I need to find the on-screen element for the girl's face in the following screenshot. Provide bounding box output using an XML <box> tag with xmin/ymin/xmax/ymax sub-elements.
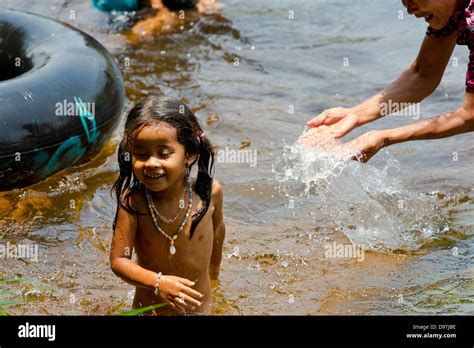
<box><xmin>401</xmin><ymin>0</ymin><xmax>460</xmax><ymax>29</ymax></box>
<box><xmin>131</xmin><ymin>122</ymin><xmax>194</xmax><ymax>192</ymax></box>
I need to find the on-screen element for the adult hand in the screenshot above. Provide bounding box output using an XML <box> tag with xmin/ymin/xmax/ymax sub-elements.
<box><xmin>159</xmin><ymin>275</ymin><xmax>203</xmax><ymax>313</ymax></box>
<box><xmin>344</xmin><ymin>130</ymin><xmax>388</xmax><ymax>163</ymax></box>
<box><xmin>298</xmin><ymin>125</ymin><xmax>342</xmax><ymax>148</ymax></box>
<box><xmin>306</xmin><ymin>107</ymin><xmax>361</xmax><ymax>138</ymax></box>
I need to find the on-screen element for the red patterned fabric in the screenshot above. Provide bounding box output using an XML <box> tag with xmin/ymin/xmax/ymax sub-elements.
<box><xmin>426</xmin><ymin>0</ymin><xmax>474</xmax><ymax>89</ymax></box>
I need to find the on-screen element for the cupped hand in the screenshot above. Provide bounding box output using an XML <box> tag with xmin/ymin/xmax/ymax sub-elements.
<box><xmin>159</xmin><ymin>275</ymin><xmax>204</xmax><ymax>313</ymax></box>
<box><xmin>344</xmin><ymin>130</ymin><xmax>387</xmax><ymax>163</ymax></box>
<box><xmin>306</xmin><ymin>107</ymin><xmax>360</xmax><ymax>139</ymax></box>
<box><xmin>298</xmin><ymin>125</ymin><xmax>341</xmax><ymax>148</ymax></box>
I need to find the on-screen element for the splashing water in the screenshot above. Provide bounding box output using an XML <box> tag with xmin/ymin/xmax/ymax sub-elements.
<box><xmin>101</xmin><ymin>11</ymin><xmax>138</xmax><ymax>32</ymax></box>
<box><xmin>273</xmin><ymin>139</ymin><xmax>450</xmax><ymax>251</ymax></box>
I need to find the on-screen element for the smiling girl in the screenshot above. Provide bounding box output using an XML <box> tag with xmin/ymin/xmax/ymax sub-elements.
<box><xmin>110</xmin><ymin>96</ymin><xmax>225</xmax><ymax>315</ymax></box>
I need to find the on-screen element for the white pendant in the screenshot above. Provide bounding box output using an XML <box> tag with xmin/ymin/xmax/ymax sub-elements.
<box><xmin>170</xmin><ymin>245</ymin><xmax>176</xmax><ymax>255</ymax></box>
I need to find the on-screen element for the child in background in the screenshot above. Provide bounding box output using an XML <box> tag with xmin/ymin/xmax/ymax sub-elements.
<box><xmin>92</xmin><ymin>0</ymin><xmax>198</xmax><ymax>13</ymax></box>
<box><xmin>131</xmin><ymin>0</ymin><xmax>222</xmax><ymax>36</ymax></box>
<box><xmin>92</xmin><ymin>0</ymin><xmax>222</xmax><ymax>36</ymax></box>
<box><xmin>110</xmin><ymin>96</ymin><xmax>225</xmax><ymax>315</ymax></box>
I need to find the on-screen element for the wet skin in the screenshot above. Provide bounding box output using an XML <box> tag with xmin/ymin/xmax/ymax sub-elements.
<box><xmin>111</xmin><ymin>123</ymin><xmax>225</xmax><ymax>315</ymax></box>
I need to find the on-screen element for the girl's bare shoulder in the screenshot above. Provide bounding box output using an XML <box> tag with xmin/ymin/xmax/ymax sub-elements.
<box><xmin>121</xmin><ymin>186</ymin><xmax>148</xmax><ymax>215</ymax></box>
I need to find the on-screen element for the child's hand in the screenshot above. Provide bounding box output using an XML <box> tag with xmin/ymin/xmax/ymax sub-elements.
<box><xmin>150</xmin><ymin>0</ymin><xmax>164</xmax><ymax>9</ymax></box>
<box><xmin>159</xmin><ymin>275</ymin><xmax>204</xmax><ymax>313</ymax></box>
<box><xmin>196</xmin><ymin>0</ymin><xmax>224</xmax><ymax>14</ymax></box>
<box><xmin>131</xmin><ymin>8</ymin><xmax>176</xmax><ymax>37</ymax></box>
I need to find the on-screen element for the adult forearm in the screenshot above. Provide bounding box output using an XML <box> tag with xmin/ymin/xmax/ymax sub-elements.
<box><xmin>351</xmin><ymin>67</ymin><xmax>439</xmax><ymax>126</ymax></box>
<box><xmin>383</xmin><ymin>107</ymin><xmax>474</xmax><ymax>145</ymax></box>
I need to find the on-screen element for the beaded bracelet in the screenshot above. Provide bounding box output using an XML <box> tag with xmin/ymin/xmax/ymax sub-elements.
<box><xmin>154</xmin><ymin>272</ymin><xmax>162</xmax><ymax>296</ymax></box>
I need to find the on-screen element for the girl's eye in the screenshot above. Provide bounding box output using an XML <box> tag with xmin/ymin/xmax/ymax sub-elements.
<box><xmin>133</xmin><ymin>152</ymin><xmax>147</xmax><ymax>158</ymax></box>
<box><xmin>159</xmin><ymin>150</ymin><xmax>171</xmax><ymax>158</ymax></box>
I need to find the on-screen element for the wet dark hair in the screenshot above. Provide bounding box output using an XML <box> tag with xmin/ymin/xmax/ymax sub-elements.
<box><xmin>112</xmin><ymin>96</ymin><xmax>215</xmax><ymax>238</ymax></box>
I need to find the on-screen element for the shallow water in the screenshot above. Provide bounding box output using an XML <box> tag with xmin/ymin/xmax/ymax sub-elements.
<box><xmin>0</xmin><ymin>0</ymin><xmax>473</xmax><ymax>315</ymax></box>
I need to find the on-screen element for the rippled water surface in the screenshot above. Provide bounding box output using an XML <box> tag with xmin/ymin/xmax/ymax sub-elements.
<box><xmin>0</xmin><ymin>0</ymin><xmax>473</xmax><ymax>315</ymax></box>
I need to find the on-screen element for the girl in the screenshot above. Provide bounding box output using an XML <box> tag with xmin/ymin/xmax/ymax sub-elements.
<box><xmin>110</xmin><ymin>96</ymin><xmax>225</xmax><ymax>315</ymax></box>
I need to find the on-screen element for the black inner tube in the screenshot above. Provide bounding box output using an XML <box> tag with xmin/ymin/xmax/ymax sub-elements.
<box><xmin>0</xmin><ymin>25</ymin><xmax>33</xmax><ymax>81</ymax></box>
<box><xmin>0</xmin><ymin>9</ymin><xmax>125</xmax><ymax>190</ymax></box>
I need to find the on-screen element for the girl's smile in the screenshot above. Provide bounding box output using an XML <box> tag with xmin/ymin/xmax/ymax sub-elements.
<box><xmin>144</xmin><ymin>170</ymin><xmax>166</xmax><ymax>184</ymax></box>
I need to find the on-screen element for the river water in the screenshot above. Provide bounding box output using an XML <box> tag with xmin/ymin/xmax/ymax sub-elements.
<box><xmin>0</xmin><ymin>0</ymin><xmax>473</xmax><ymax>315</ymax></box>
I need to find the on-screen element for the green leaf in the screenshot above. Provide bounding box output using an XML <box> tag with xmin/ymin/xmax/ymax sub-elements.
<box><xmin>117</xmin><ymin>303</ymin><xmax>168</xmax><ymax>316</ymax></box>
<box><xmin>0</xmin><ymin>294</ymin><xmax>39</xmax><ymax>307</ymax></box>
<box><xmin>0</xmin><ymin>278</ymin><xmax>56</xmax><ymax>291</ymax></box>
<box><xmin>0</xmin><ymin>298</ymin><xmax>27</xmax><ymax>306</ymax></box>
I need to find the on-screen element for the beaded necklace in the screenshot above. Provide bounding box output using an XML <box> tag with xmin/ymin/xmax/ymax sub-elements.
<box><xmin>146</xmin><ymin>183</ymin><xmax>193</xmax><ymax>255</ymax></box>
